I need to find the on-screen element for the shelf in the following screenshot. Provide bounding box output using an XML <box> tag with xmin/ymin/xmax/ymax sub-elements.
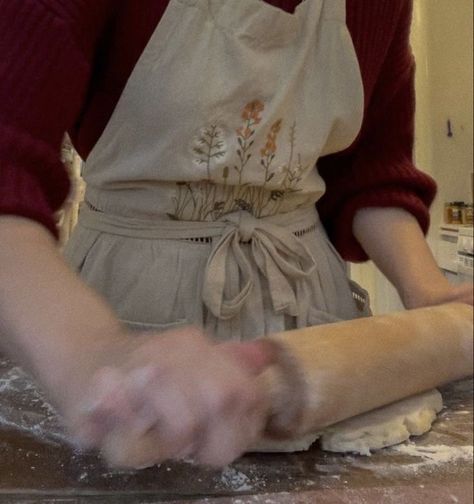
<box><xmin>439</xmin><ymin>223</ymin><xmax>473</xmax><ymax>232</ymax></box>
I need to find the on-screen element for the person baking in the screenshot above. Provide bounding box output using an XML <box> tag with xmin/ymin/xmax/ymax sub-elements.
<box><xmin>0</xmin><ymin>0</ymin><xmax>472</xmax><ymax>469</ymax></box>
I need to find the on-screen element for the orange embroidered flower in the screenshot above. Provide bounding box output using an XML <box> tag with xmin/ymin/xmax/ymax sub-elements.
<box><xmin>260</xmin><ymin>119</ymin><xmax>282</xmax><ymax>157</ymax></box>
<box><xmin>241</xmin><ymin>100</ymin><xmax>264</xmax><ymax>124</ymax></box>
<box><xmin>271</xmin><ymin>119</ymin><xmax>282</xmax><ymax>134</ymax></box>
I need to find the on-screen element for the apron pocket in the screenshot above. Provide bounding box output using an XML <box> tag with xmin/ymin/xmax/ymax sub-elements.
<box><xmin>121</xmin><ymin>319</ymin><xmax>189</xmax><ymax>333</ymax></box>
<box><xmin>349</xmin><ymin>279</ymin><xmax>372</xmax><ymax>317</ymax></box>
<box><xmin>62</xmin><ymin>225</ymin><xmax>102</xmax><ymax>272</ymax></box>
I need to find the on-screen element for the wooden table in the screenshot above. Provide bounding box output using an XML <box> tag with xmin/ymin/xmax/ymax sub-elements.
<box><xmin>0</xmin><ymin>356</ymin><xmax>472</xmax><ymax>503</ymax></box>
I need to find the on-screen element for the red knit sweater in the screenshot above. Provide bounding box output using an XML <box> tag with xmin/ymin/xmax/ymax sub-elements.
<box><xmin>0</xmin><ymin>0</ymin><xmax>436</xmax><ymax>261</ymax></box>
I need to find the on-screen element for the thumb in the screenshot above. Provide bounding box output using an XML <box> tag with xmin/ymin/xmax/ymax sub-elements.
<box><xmin>219</xmin><ymin>339</ymin><xmax>278</xmax><ymax>376</ymax></box>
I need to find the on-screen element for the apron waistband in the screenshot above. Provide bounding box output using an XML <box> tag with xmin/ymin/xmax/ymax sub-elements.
<box><xmin>80</xmin><ymin>202</ymin><xmax>321</xmax><ymax>239</ymax></box>
<box><xmin>79</xmin><ymin>203</ymin><xmax>319</xmax><ymax>320</ymax></box>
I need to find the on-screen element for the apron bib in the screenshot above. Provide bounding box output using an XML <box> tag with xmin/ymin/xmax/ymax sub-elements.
<box><xmin>65</xmin><ymin>0</ymin><xmax>368</xmax><ymax>340</ymax></box>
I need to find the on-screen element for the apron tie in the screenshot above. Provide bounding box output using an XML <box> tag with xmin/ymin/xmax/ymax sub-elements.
<box><xmin>202</xmin><ymin>211</ymin><xmax>317</xmax><ymax>320</ymax></box>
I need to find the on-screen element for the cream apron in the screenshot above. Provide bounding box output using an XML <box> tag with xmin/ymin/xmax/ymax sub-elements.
<box><xmin>64</xmin><ymin>0</ymin><xmax>369</xmax><ymax>340</ymax></box>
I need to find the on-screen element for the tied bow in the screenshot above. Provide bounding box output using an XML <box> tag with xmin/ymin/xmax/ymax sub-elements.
<box><xmin>202</xmin><ymin>211</ymin><xmax>316</xmax><ymax>320</ymax></box>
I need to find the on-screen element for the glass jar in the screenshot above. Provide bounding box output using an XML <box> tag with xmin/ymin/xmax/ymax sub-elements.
<box><xmin>451</xmin><ymin>202</ymin><xmax>464</xmax><ymax>225</ymax></box>
<box><xmin>444</xmin><ymin>202</ymin><xmax>453</xmax><ymax>224</ymax></box>
<box><xmin>462</xmin><ymin>203</ymin><xmax>473</xmax><ymax>225</ymax></box>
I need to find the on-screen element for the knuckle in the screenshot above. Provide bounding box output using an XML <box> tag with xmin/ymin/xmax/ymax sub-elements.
<box><xmin>175</xmin><ymin>414</ymin><xmax>201</xmax><ymax>440</ymax></box>
<box><xmin>209</xmin><ymin>383</ymin><xmax>251</xmax><ymax>415</ymax></box>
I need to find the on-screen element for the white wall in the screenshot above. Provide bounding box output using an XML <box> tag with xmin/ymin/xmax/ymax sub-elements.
<box><xmin>412</xmin><ymin>0</ymin><xmax>473</xmax><ymax>240</ymax></box>
<box><xmin>351</xmin><ymin>0</ymin><xmax>473</xmax><ymax>314</ymax></box>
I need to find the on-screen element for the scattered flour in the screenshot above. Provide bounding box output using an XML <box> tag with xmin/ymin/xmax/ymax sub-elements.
<box><xmin>220</xmin><ymin>467</ymin><xmax>254</xmax><ymax>492</ymax></box>
<box><xmin>390</xmin><ymin>443</ymin><xmax>473</xmax><ymax>464</ymax></box>
<box><xmin>0</xmin><ymin>360</ymin><xmax>66</xmax><ymax>443</ymax></box>
<box><xmin>345</xmin><ymin>442</ymin><xmax>474</xmax><ymax>479</ymax></box>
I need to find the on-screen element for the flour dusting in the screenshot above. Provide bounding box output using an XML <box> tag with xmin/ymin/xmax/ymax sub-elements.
<box><xmin>0</xmin><ymin>358</ymin><xmax>66</xmax><ymax>443</ymax></box>
<box><xmin>220</xmin><ymin>467</ymin><xmax>254</xmax><ymax>491</ymax></box>
<box><xmin>345</xmin><ymin>441</ymin><xmax>474</xmax><ymax>479</ymax></box>
<box><xmin>390</xmin><ymin>443</ymin><xmax>473</xmax><ymax>464</ymax></box>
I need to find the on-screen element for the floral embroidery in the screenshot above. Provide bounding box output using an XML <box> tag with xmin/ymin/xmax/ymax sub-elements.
<box><xmin>234</xmin><ymin>99</ymin><xmax>264</xmax><ymax>185</ymax></box>
<box><xmin>192</xmin><ymin>125</ymin><xmax>227</xmax><ymax>179</ymax></box>
<box><xmin>168</xmin><ymin>100</ymin><xmax>312</xmax><ymax>221</ymax></box>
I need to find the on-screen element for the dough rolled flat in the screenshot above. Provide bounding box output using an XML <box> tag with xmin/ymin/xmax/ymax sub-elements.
<box><xmin>319</xmin><ymin>389</ymin><xmax>443</xmax><ymax>455</ymax></box>
<box><xmin>250</xmin><ymin>432</ymin><xmax>320</xmax><ymax>453</ymax></box>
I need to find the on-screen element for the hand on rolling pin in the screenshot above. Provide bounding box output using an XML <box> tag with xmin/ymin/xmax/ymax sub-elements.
<box><xmin>403</xmin><ymin>281</ymin><xmax>473</xmax><ymax>310</ymax></box>
<box><xmin>68</xmin><ymin>329</ymin><xmax>275</xmax><ymax>469</ymax></box>
<box><xmin>353</xmin><ymin>208</ymin><xmax>474</xmax><ymax>310</ymax></box>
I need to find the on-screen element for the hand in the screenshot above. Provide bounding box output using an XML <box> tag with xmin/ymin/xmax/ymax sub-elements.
<box><xmin>67</xmin><ymin>327</ymin><xmax>275</xmax><ymax>469</ymax></box>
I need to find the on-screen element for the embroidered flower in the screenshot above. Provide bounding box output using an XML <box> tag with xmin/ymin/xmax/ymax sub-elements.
<box><xmin>260</xmin><ymin>119</ymin><xmax>282</xmax><ymax>158</ymax></box>
<box><xmin>234</xmin><ymin>100</ymin><xmax>265</xmax><ymax>185</ymax></box>
<box><xmin>192</xmin><ymin>124</ymin><xmax>227</xmax><ymax>179</ymax></box>
<box><xmin>241</xmin><ymin>100</ymin><xmax>264</xmax><ymax>123</ymax></box>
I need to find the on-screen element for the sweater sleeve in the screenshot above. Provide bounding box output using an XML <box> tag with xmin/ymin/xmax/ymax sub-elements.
<box><xmin>316</xmin><ymin>0</ymin><xmax>437</xmax><ymax>263</ymax></box>
<box><xmin>0</xmin><ymin>0</ymin><xmax>113</xmax><ymax>237</ymax></box>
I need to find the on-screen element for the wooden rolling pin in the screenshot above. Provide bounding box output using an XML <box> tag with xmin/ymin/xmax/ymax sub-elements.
<box><xmin>261</xmin><ymin>302</ymin><xmax>473</xmax><ymax>438</ymax></box>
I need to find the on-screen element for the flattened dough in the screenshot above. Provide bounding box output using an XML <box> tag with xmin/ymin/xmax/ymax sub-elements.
<box><xmin>252</xmin><ymin>389</ymin><xmax>443</xmax><ymax>454</ymax></box>
<box><xmin>250</xmin><ymin>432</ymin><xmax>320</xmax><ymax>453</ymax></box>
<box><xmin>320</xmin><ymin>389</ymin><xmax>443</xmax><ymax>455</ymax></box>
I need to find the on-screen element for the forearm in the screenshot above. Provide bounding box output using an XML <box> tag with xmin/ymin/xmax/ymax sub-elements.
<box><xmin>0</xmin><ymin>218</ymin><xmax>272</xmax><ymax>468</ymax></box>
<box><xmin>352</xmin><ymin>207</ymin><xmax>450</xmax><ymax>308</ymax></box>
<box><xmin>0</xmin><ymin>216</ymin><xmax>125</xmax><ymax>406</ymax></box>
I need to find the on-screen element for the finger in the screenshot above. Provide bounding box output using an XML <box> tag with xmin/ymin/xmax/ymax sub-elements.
<box><xmin>140</xmin><ymin>376</ymin><xmax>205</xmax><ymax>461</ymax></box>
<box><xmin>101</xmin><ymin>369</ymin><xmax>205</xmax><ymax>467</ymax></box>
<box><xmin>194</xmin><ymin>403</ymin><xmax>264</xmax><ymax>467</ymax></box>
<box><xmin>193</xmin><ymin>411</ymin><xmax>246</xmax><ymax>467</ymax></box>
<box><xmin>193</xmin><ymin>374</ymin><xmax>265</xmax><ymax>467</ymax></box>
<box><xmin>101</xmin><ymin>394</ymin><xmax>200</xmax><ymax>469</ymax></box>
<box><xmin>70</xmin><ymin>367</ymin><xmax>133</xmax><ymax>448</ymax></box>
<box><xmin>100</xmin><ymin>423</ymin><xmax>164</xmax><ymax>469</ymax></box>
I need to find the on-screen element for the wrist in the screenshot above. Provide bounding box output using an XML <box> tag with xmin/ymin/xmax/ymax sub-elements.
<box><xmin>399</xmin><ymin>274</ymin><xmax>452</xmax><ymax>310</ymax></box>
<box><xmin>42</xmin><ymin>326</ymin><xmax>132</xmax><ymax>412</ymax></box>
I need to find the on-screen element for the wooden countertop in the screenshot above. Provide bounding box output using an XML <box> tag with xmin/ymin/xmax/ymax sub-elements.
<box><xmin>0</xmin><ymin>356</ymin><xmax>472</xmax><ymax>503</ymax></box>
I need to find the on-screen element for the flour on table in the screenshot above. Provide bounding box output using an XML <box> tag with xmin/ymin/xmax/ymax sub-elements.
<box><xmin>320</xmin><ymin>389</ymin><xmax>443</xmax><ymax>456</ymax></box>
<box><xmin>0</xmin><ymin>358</ymin><xmax>66</xmax><ymax>443</ymax></box>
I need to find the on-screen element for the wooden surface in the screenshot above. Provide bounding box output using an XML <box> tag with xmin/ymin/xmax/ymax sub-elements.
<box><xmin>0</xmin><ymin>356</ymin><xmax>472</xmax><ymax>503</ymax></box>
